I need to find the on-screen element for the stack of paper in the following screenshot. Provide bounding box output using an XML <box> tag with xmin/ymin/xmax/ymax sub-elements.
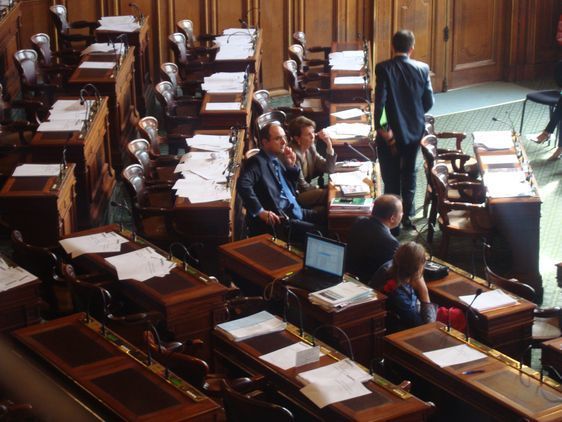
<box><xmin>330</xmin><ymin>197</ymin><xmax>373</xmax><ymax>213</ymax></box>
<box><xmin>97</xmin><ymin>15</ymin><xmax>140</xmax><ymax>32</ymax></box>
<box><xmin>81</xmin><ymin>42</ymin><xmax>126</xmax><ymax>56</ymax></box>
<box><xmin>483</xmin><ymin>170</ymin><xmax>533</xmax><ymax>198</ymax></box>
<box><xmin>260</xmin><ymin>342</ymin><xmax>321</xmax><ymax>370</ymax></box>
<box><xmin>59</xmin><ymin>232</ymin><xmax>128</xmax><ymax>258</ymax></box>
<box><xmin>105</xmin><ymin>247</ymin><xmax>175</xmax><ymax>282</ymax></box>
<box><xmin>0</xmin><ymin>258</ymin><xmax>36</xmax><ymax>291</ymax></box>
<box><xmin>324</xmin><ymin>123</ymin><xmax>371</xmax><ymax>139</ymax></box>
<box><xmin>423</xmin><ymin>344</ymin><xmax>487</xmax><ymax>367</ymax></box>
<box><xmin>185</xmin><ymin>134</ymin><xmax>233</xmax><ymax>152</ymax></box>
<box><xmin>330</xmin><ymin>108</ymin><xmax>365</xmax><ymax>120</ymax></box>
<box><xmin>473</xmin><ymin>131</ymin><xmax>513</xmax><ymax>150</ymax></box>
<box><xmin>309</xmin><ymin>280</ymin><xmax>375</xmax><ymax>309</ymax></box>
<box><xmin>202</xmin><ymin>72</ymin><xmax>246</xmax><ymax>93</ymax></box>
<box><xmin>329</xmin><ymin>50</ymin><xmax>364</xmax><ymax>71</ymax></box>
<box><xmin>12</xmin><ymin>164</ymin><xmax>61</xmax><ymax>177</ymax></box>
<box><xmin>79</xmin><ymin>61</ymin><xmax>116</xmax><ymax>69</ymax></box>
<box><xmin>49</xmin><ymin>99</ymin><xmax>91</xmax><ymax>121</ymax></box>
<box><xmin>330</xmin><ymin>170</ymin><xmax>368</xmax><ymax>186</ymax></box>
<box><xmin>334</xmin><ymin>76</ymin><xmax>366</xmax><ymax>85</ymax></box>
<box><xmin>205</xmin><ymin>102</ymin><xmax>242</xmax><ymax>111</ymax></box>
<box><xmin>214</xmin><ymin>30</ymin><xmax>255</xmax><ymax>60</ymax></box>
<box><xmin>215</xmin><ymin>311</ymin><xmax>286</xmax><ymax>342</ymax></box>
<box><xmin>459</xmin><ymin>289</ymin><xmax>518</xmax><ymax>312</ymax></box>
<box><xmin>297</xmin><ymin>359</ymin><xmax>371</xmax><ymax>408</ymax></box>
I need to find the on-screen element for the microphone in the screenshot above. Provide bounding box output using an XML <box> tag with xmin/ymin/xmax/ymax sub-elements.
<box><xmin>168</xmin><ymin>241</ymin><xmax>199</xmax><ymax>269</ymax></box>
<box><xmin>491</xmin><ymin>116</ymin><xmax>516</xmax><ymax>137</ymax></box>
<box><xmin>79</xmin><ymin>87</ymin><xmax>91</xmax><ymax>139</ymax></box>
<box><xmin>129</xmin><ymin>2</ymin><xmax>144</xmax><ymax>24</ymax></box>
<box><xmin>464</xmin><ymin>288</ymin><xmax>482</xmax><ymax>341</ymax></box>
<box><xmin>343</xmin><ymin>142</ymin><xmax>371</xmax><ymax>162</ymax></box>
<box><xmin>312</xmin><ymin>324</ymin><xmax>354</xmax><ymax>361</ymax></box>
<box><xmin>283</xmin><ymin>287</ymin><xmax>304</xmax><ymax>336</ymax></box>
<box><xmin>541</xmin><ymin>364</ymin><xmax>562</xmax><ymax>383</ymax></box>
<box><xmin>115</xmin><ymin>33</ymin><xmax>129</xmax><ymax>55</ymax></box>
<box><xmin>519</xmin><ymin>343</ymin><xmax>533</xmax><ymax>370</ymax></box>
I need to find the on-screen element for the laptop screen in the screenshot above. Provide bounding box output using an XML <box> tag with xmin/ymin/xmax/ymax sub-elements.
<box><xmin>304</xmin><ymin>234</ymin><xmax>346</xmax><ymax>277</ymax></box>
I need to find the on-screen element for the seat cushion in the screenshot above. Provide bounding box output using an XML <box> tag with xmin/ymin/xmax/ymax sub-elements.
<box><xmin>439</xmin><ymin>209</ymin><xmax>492</xmax><ymax>234</ymax></box>
<box><xmin>526</xmin><ymin>90</ymin><xmax>560</xmax><ymax>106</ymax></box>
<box><xmin>532</xmin><ymin>317</ymin><xmax>562</xmax><ymax>341</ymax></box>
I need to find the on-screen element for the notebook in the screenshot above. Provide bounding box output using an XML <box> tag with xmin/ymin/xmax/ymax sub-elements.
<box><xmin>284</xmin><ymin>233</ymin><xmax>346</xmax><ymax>292</ymax></box>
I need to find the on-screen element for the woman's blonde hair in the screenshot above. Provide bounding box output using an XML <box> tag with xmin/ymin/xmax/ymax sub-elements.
<box><xmin>391</xmin><ymin>241</ymin><xmax>426</xmax><ymax>284</ymax></box>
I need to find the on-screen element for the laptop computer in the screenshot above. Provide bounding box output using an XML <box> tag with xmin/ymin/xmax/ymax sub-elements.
<box><xmin>284</xmin><ymin>233</ymin><xmax>347</xmax><ymax>292</ymax></box>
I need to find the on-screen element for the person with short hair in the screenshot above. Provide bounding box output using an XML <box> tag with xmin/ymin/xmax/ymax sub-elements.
<box><xmin>383</xmin><ymin>241</ymin><xmax>436</xmax><ymax>331</ymax></box>
<box><xmin>286</xmin><ymin>115</ymin><xmax>336</xmax><ymax>209</ymax></box>
<box><xmin>345</xmin><ymin>194</ymin><xmax>403</xmax><ymax>282</ymax></box>
<box><xmin>374</xmin><ymin>29</ymin><xmax>434</xmax><ymax>229</ymax></box>
<box><xmin>237</xmin><ymin>122</ymin><xmax>323</xmax><ymax>238</ymax></box>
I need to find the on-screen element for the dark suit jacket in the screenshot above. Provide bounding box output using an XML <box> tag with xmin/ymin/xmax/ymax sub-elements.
<box><xmin>237</xmin><ymin>149</ymin><xmax>301</xmax><ymax>219</ymax></box>
<box><xmin>374</xmin><ymin>55</ymin><xmax>434</xmax><ymax>147</ymax></box>
<box><xmin>345</xmin><ymin>217</ymin><xmax>399</xmax><ymax>282</ymax></box>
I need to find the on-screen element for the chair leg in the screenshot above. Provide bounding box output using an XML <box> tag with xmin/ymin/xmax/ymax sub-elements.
<box><xmin>427</xmin><ymin>199</ymin><xmax>437</xmax><ymax>244</ymax></box>
<box><xmin>439</xmin><ymin>232</ymin><xmax>449</xmax><ymax>259</ymax></box>
<box><xmin>519</xmin><ymin>100</ymin><xmax>527</xmax><ymax>135</ymax></box>
<box><xmin>423</xmin><ymin>188</ymin><xmax>431</xmax><ymax>218</ymax></box>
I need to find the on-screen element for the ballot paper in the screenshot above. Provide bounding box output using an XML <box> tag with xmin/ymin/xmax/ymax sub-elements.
<box><xmin>423</xmin><ymin>344</ymin><xmax>487</xmax><ymax>367</ymax></box>
<box><xmin>330</xmin><ymin>108</ymin><xmax>365</xmax><ymax>120</ymax></box>
<box><xmin>324</xmin><ymin>123</ymin><xmax>371</xmax><ymax>139</ymax></box>
<box><xmin>334</xmin><ymin>76</ymin><xmax>366</xmax><ymax>85</ymax></box>
<box><xmin>260</xmin><ymin>342</ymin><xmax>321</xmax><ymax>370</ymax></box>
<box><xmin>81</xmin><ymin>43</ymin><xmax>125</xmax><ymax>56</ymax></box>
<box><xmin>0</xmin><ymin>265</ymin><xmax>36</xmax><ymax>292</ymax></box>
<box><xmin>185</xmin><ymin>134</ymin><xmax>233</xmax><ymax>152</ymax></box>
<box><xmin>473</xmin><ymin>131</ymin><xmax>513</xmax><ymax>150</ymax></box>
<box><xmin>297</xmin><ymin>358</ymin><xmax>371</xmax><ymax>386</ymax></box>
<box><xmin>12</xmin><ymin>164</ymin><xmax>61</xmax><ymax>177</ymax></box>
<box><xmin>37</xmin><ymin>120</ymin><xmax>84</xmax><ymax>132</ymax></box>
<box><xmin>459</xmin><ymin>289</ymin><xmax>518</xmax><ymax>312</ymax></box>
<box><xmin>59</xmin><ymin>232</ymin><xmax>128</xmax><ymax>258</ymax></box>
<box><xmin>205</xmin><ymin>102</ymin><xmax>242</xmax><ymax>111</ymax></box>
<box><xmin>79</xmin><ymin>61</ymin><xmax>116</xmax><ymax>69</ymax></box>
<box><xmin>215</xmin><ymin>311</ymin><xmax>286</xmax><ymax>342</ymax></box>
<box><xmin>105</xmin><ymin>247</ymin><xmax>175</xmax><ymax>282</ymax></box>
<box><xmin>300</xmin><ymin>380</ymin><xmax>371</xmax><ymax>408</ymax></box>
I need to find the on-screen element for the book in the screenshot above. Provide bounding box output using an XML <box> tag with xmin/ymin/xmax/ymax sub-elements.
<box><xmin>309</xmin><ymin>280</ymin><xmax>375</xmax><ymax>309</ymax></box>
<box><xmin>330</xmin><ymin>197</ymin><xmax>373</xmax><ymax>213</ymax></box>
<box><xmin>215</xmin><ymin>311</ymin><xmax>287</xmax><ymax>342</ymax></box>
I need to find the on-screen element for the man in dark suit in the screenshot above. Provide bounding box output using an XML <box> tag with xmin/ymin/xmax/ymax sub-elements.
<box><xmin>345</xmin><ymin>194</ymin><xmax>402</xmax><ymax>283</ymax></box>
<box><xmin>374</xmin><ymin>29</ymin><xmax>434</xmax><ymax>229</ymax></box>
<box><xmin>237</xmin><ymin>122</ymin><xmax>322</xmax><ymax>239</ymax></box>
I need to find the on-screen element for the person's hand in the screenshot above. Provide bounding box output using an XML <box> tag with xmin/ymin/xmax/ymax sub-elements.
<box><xmin>258</xmin><ymin>210</ymin><xmax>281</xmax><ymax>226</ymax></box>
<box><xmin>283</xmin><ymin>146</ymin><xmax>297</xmax><ymax>167</ymax></box>
<box><xmin>377</xmin><ymin>128</ymin><xmax>398</xmax><ymax>155</ymax></box>
<box><xmin>317</xmin><ymin>129</ymin><xmax>334</xmax><ymax>155</ymax></box>
<box><xmin>411</xmin><ymin>274</ymin><xmax>431</xmax><ymax>303</ymax></box>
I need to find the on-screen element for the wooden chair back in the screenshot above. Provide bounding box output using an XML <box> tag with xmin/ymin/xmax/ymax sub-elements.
<box><xmin>49</xmin><ymin>5</ymin><xmax>71</xmax><ymax>34</ymax></box>
<box><xmin>127</xmin><ymin>138</ymin><xmax>153</xmax><ymax>177</ymax></box>
<box><xmin>30</xmin><ymin>33</ymin><xmax>54</xmax><ymax>66</ymax></box>
<box><xmin>288</xmin><ymin>44</ymin><xmax>306</xmax><ymax>74</ymax></box>
<box><xmin>283</xmin><ymin>59</ymin><xmax>303</xmax><ymax>106</ymax></box>
<box><xmin>430</xmin><ymin>163</ymin><xmax>452</xmax><ymax>226</ymax></box>
<box><xmin>137</xmin><ymin>116</ymin><xmax>162</xmax><ymax>156</ymax></box>
<box><xmin>154</xmin><ymin>81</ymin><xmax>178</xmax><ymax>112</ymax></box>
<box><xmin>253</xmin><ymin>89</ymin><xmax>273</xmax><ymax>114</ymax></box>
<box><xmin>176</xmin><ymin>19</ymin><xmax>196</xmax><ymax>48</ymax></box>
<box><xmin>14</xmin><ymin>49</ymin><xmax>40</xmax><ymax>89</ymax></box>
<box><xmin>168</xmin><ymin>32</ymin><xmax>190</xmax><ymax>66</ymax></box>
<box><xmin>61</xmin><ymin>263</ymin><xmax>111</xmax><ymax>319</ymax></box>
<box><xmin>292</xmin><ymin>31</ymin><xmax>307</xmax><ymax>50</ymax></box>
<box><xmin>256</xmin><ymin>111</ymin><xmax>286</xmax><ymax>133</ymax></box>
<box><xmin>160</xmin><ymin>62</ymin><xmax>181</xmax><ymax>91</ymax></box>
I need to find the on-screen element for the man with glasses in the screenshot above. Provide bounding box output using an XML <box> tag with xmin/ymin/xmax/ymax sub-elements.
<box><xmin>237</xmin><ymin>122</ymin><xmax>324</xmax><ymax>239</ymax></box>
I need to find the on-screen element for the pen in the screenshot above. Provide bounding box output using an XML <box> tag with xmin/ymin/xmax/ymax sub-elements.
<box><xmin>462</xmin><ymin>370</ymin><xmax>485</xmax><ymax>375</ymax></box>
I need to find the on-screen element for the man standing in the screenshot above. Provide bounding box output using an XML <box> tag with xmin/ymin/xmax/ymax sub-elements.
<box><xmin>237</xmin><ymin>122</ymin><xmax>322</xmax><ymax>238</ymax></box>
<box><xmin>374</xmin><ymin>29</ymin><xmax>434</xmax><ymax>228</ymax></box>
<box><xmin>345</xmin><ymin>194</ymin><xmax>403</xmax><ymax>283</ymax></box>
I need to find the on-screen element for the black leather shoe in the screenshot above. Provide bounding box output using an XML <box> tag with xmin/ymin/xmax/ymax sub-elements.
<box><xmin>402</xmin><ymin>218</ymin><xmax>417</xmax><ymax>230</ymax></box>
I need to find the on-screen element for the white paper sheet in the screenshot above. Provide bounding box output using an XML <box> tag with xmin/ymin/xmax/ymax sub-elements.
<box><xmin>215</xmin><ymin>311</ymin><xmax>286</xmax><ymax>342</ymax></box>
<box><xmin>37</xmin><ymin>120</ymin><xmax>84</xmax><ymax>132</ymax></box>
<box><xmin>104</xmin><ymin>247</ymin><xmax>175</xmax><ymax>282</ymax></box>
<box><xmin>480</xmin><ymin>154</ymin><xmax>519</xmax><ymax>166</ymax></box>
<box><xmin>473</xmin><ymin>131</ymin><xmax>513</xmax><ymax>150</ymax></box>
<box><xmin>81</xmin><ymin>43</ymin><xmax>125</xmax><ymax>56</ymax></box>
<box><xmin>59</xmin><ymin>232</ymin><xmax>128</xmax><ymax>258</ymax></box>
<box><xmin>205</xmin><ymin>102</ymin><xmax>242</xmax><ymax>111</ymax></box>
<box><xmin>330</xmin><ymin>108</ymin><xmax>365</xmax><ymax>120</ymax></box>
<box><xmin>423</xmin><ymin>344</ymin><xmax>487</xmax><ymax>367</ymax></box>
<box><xmin>325</xmin><ymin>123</ymin><xmax>371</xmax><ymax>139</ymax></box>
<box><xmin>300</xmin><ymin>380</ymin><xmax>370</xmax><ymax>408</ymax></box>
<box><xmin>297</xmin><ymin>359</ymin><xmax>371</xmax><ymax>386</ymax></box>
<box><xmin>12</xmin><ymin>164</ymin><xmax>61</xmax><ymax>177</ymax></box>
<box><xmin>185</xmin><ymin>134</ymin><xmax>233</xmax><ymax>152</ymax></box>
<box><xmin>334</xmin><ymin>76</ymin><xmax>366</xmax><ymax>85</ymax></box>
<box><xmin>50</xmin><ymin>99</ymin><xmax>92</xmax><ymax>112</ymax></box>
<box><xmin>79</xmin><ymin>61</ymin><xmax>116</xmax><ymax>69</ymax></box>
<box><xmin>329</xmin><ymin>171</ymin><xmax>368</xmax><ymax>186</ymax></box>
<box><xmin>0</xmin><ymin>265</ymin><xmax>36</xmax><ymax>292</ymax></box>
<box><xmin>459</xmin><ymin>289</ymin><xmax>518</xmax><ymax>312</ymax></box>
<box><xmin>260</xmin><ymin>342</ymin><xmax>320</xmax><ymax>370</ymax></box>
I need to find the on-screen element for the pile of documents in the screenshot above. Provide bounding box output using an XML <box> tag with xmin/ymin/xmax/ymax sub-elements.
<box><xmin>59</xmin><ymin>232</ymin><xmax>128</xmax><ymax>258</ymax></box>
<box><xmin>330</xmin><ymin>108</ymin><xmax>366</xmax><ymax>120</ymax></box>
<box><xmin>330</xmin><ymin>197</ymin><xmax>373</xmax><ymax>213</ymax></box>
<box><xmin>483</xmin><ymin>170</ymin><xmax>534</xmax><ymax>198</ymax></box>
<box><xmin>423</xmin><ymin>344</ymin><xmax>487</xmax><ymax>368</ymax></box>
<box><xmin>81</xmin><ymin>42</ymin><xmax>126</xmax><ymax>56</ymax></box>
<box><xmin>324</xmin><ymin>123</ymin><xmax>371</xmax><ymax>139</ymax></box>
<box><xmin>309</xmin><ymin>280</ymin><xmax>375</xmax><ymax>309</ymax></box>
<box><xmin>105</xmin><ymin>247</ymin><xmax>175</xmax><ymax>282</ymax></box>
<box><xmin>97</xmin><ymin>15</ymin><xmax>140</xmax><ymax>32</ymax></box>
<box><xmin>12</xmin><ymin>164</ymin><xmax>61</xmax><ymax>177</ymax></box>
<box><xmin>37</xmin><ymin>99</ymin><xmax>93</xmax><ymax>133</ymax></box>
<box><xmin>172</xmin><ymin>151</ymin><xmax>231</xmax><ymax>203</ymax></box>
<box><xmin>473</xmin><ymin>131</ymin><xmax>514</xmax><ymax>151</ymax></box>
<box><xmin>459</xmin><ymin>289</ymin><xmax>518</xmax><ymax>312</ymax></box>
<box><xmin>329</xmin><ymin>50</ymin><xmax>364</xmax><ymax>71</ymax></box>
<box><xmin>0</xmin><ymin>257</ymin><xmax>36</xmax><ymax>292</ymax></box>
<box><xmin>214</xmin><ymin>28</ymin><xmax>256</xmax><ymax>60</ymax></box>
<box><xmin>260</xmin><ymin>342</ymin><xmax>321</xmax><ymax>370</ymax></box>
<box><xmin>215</xmin><ymin>311</ymin><xmax>286</xmax><ymax>342</ymax></box>
<box><xmin>330</xmin><ymin>163</ymin><xmax>372</xmax><ymax>198</ymax></box>
<box><xmin>334</xmin><ymin>76</ymin><xmax>366</xmax><ymax>85</ymax></box>
<box><xmin>201</xmin><ymin>72</ymin><xmax>246</xmax><ymax>93</ymax></box>
<box><xmin>185</xmin><ymin>134</ymin><xmax>233</xmax><ymax>152</ymax></box>
<box><xmin>297</xmin><ymin>359</ymin><xmax>371</xmax><ymax>408</ymax></box>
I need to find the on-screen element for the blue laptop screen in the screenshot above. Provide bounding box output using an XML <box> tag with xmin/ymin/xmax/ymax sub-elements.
<box><xmin>304</xmin><ymin>234</ymin><xmax>345</xmax><ymax>277</ymax></box>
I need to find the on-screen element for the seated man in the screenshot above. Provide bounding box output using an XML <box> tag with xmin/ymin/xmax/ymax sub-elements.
<box><xmin>286</xmin><ymin>116</ymin><xmax>336</xmax><ymax>209</ymax></box>
<box><xmin>345</xmin><ymin>194</ymin><xmax>402</xmax><ymax>282</ymax></box>
<box><xmin>237</xmin><ymin>122</ymin><xmax>324</xmax><ymax>240</ymax></box>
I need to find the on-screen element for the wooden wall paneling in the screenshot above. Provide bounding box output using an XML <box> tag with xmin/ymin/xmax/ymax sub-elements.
<box><xmin>530</xmin><ymin>0</ymin><xmax>561</xmax><ymax>72</ymax></box>
<box><xmin>64</xmin><ymin>0</ymin><xmax>100</xmax><ymax>29</ymax></box>
<box><xmin>261</xmin><ymin>0</ymin><xmax>289</xmax><ymax>92</ymax></box>
<box><xmin>301</xmin><ymin>0</ymin><xmax>334</xmax><ymax>52</ymax></box>
<box><xmin>373</xmin><ymin>0</ymin><xmax>393</xmax><ymax>64</ymax></box>
<box><xmin>19</xmin><ymin>0</ymin><xmax>51</xmax><ymax>49</ymax></box>
<box><xmin>212</xmin><ymin>0</ymin><xmax>246</xmax><ymax>33</ymax></box>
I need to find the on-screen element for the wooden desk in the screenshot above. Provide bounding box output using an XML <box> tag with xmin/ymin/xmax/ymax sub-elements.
<box><xmin>96</xmin><ymin>16</ymin><xmax>151</xmax><ymax>115</ymax></box>
<box><xmin>0</xmin><ymin>1</ymin><xmax>21</xmax><ymax>99</ymax></box>
<box><xmin>174</xmin><ymin>128</ymin><xmax>245</xmax><ymax>274</ymax></box>
<box><xmin>542</xmin><ymin>337</ymin><xmax>562</xmax><ymax>374</ymax></box>
<box><xmin>65</xmin><ymin>224</ymin><xmax>233</xmax><ymax>363</ymax></box>
<box><xmin>68</xmin><ymin>48</ymin><xmax>139</xmax><ymax>169</ymax></box>
<box><xmin>0</xmin><ymin>253</ymin><xmax>41</xmax><ymax>332</ymax></box>
<box><xmin>384</xmin><ymin>322</ymin><xmax>562</xmax><ymax>421</ymax></box>
<box><xmin>329</xmin><ymin>102</ymin><xmax>376</xmax><ymax>161</ymax></box>
<box><xmin>218</xmin><ymin>234</ymin><xmax>387</xmax><ymax>366</ymax></box>
<box><xmin>200</xmin><ymin>74</ymin><xmax>255</xmax><ymax>130</ymax></box>
<box><xmin>27</xmin><ymin>97</ymin><xmax>115</xmax><ymax>229</ymax></box>
<box><xmin>330</xmin><ymin>41</ymin><xmax>372</xmax><ymax>103</ymax></box>
<box><xmin>213</xmin><ymin>323</ymin><xmax>433</xmax><ymax>421</ymax></box>
<box><xmin>13</xmin><ymin>314</ymin><xmax>220</xmax><ymax>421</ymax></box>
<box><xmin>473</xmin><ymin>132</ymin><xmax>542</xmax><ymax>299</ymax></box>
<box><xmin>0</xmin><ymin>163</ymin><xmax>76</xmax><ymax>246</ymax></box>
<box><xmin>427</xmin><ymin>264</ymin><xmax>535</xmax><ymax>358</ymax></box>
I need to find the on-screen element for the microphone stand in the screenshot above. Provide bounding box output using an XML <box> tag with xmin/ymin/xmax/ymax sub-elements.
<box><xmin>464</xmin><ymin>288</ymin><xmax>482</xmax><ymax>341</ymax></box>
<box><xmin>168</xmin><ymin>241</ymin><xmax>199</xmax><ymax>270</ymax></box>
<box><xmin>129</xmin><ymin>2</ymin><xmax>144</xmax><ymax>25</ymax></box>
<box><xmin>343</xmin><ymin>142</ymin><xmax>371</xmax><ymax>162</ymax></box>
<box><xmin>283</xmin><ymin>287</ymin><xmax>304</xmax><ymax>336</ymax></box>
<box><xmin>312</xmin><ymin>324</ymin><xmax>354</xmax><ymax>361</ymax></box>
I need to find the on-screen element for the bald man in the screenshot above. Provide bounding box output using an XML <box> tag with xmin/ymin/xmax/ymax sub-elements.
<box><xmin>345</xmin><ymin>195</ymin><xmax>403</xmax><ymax>282</ymax></box>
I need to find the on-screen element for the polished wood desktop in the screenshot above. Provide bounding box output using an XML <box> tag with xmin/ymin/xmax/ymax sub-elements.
<box><xmin>218</xmin><ymin>234</ymin><xmax>387</xmax><ymax>366</ymax></box>
<box><xmin>0</xmin><ymin>163</ymin><xmax>76</xmax><ymax>246</ymax></box>
<box><xmin>329</xmin><ymin>102</ymin><xmax>376</xmax><ymax>161</ymax></box>
<box><xmin>0</xmin><ymin>253</ymin><xmax>41</xmax><ymax>333</ymax></box>
<box><xmin>426</xmin><ymin>263</ymin><xmax>535</xmax><ymax>358</ymax></box>
<box><xmin>213</xmin><ymin>323</ymin><xmax>433</xmax><ymax>421</ymax></box>
<box><xmin>330</xmin><ymin>41</ymin><xmax>372</xmax><ymax>104</ymax></box>
<box><xmin>384</xmin><ymin>322</ymin><xmax>562</xmax><ymax>421</ymax></box>
<box><xmin>13</xmin><ymin>313</ymin><xmax>220</xmax><ymax>421</ymax></box>
<box><xmin>64</xmin><ymin>224</ymin><xmax>233</xmax><ymax>363</ymax></box>
<box><xmin>68</xmin><ymin>48</ymin><xmax>139</xmax><ymax>169</ymax></box>
<box><xmin>0</xmin><ymin>1</ymin><xmax>21</xmax><ymax>99</ymax></box>
<box><xmin>473</xmin><ymin>132</ymin><xmax>542</xmax><ymax>299</ymax></box>
<box><xmin>542</xmin><ymin>337</ymin><xmax>562</xmax><ymax>374</ymax></box>
<box><xmin>96</xmin><ymin>16</ymin><xmax>151</xmax><ymax>115</ymax></box>
<box><xmin>27</xmin><ymin>97</ymin><xmax>115</xmax><ymax>229</ymax></box>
